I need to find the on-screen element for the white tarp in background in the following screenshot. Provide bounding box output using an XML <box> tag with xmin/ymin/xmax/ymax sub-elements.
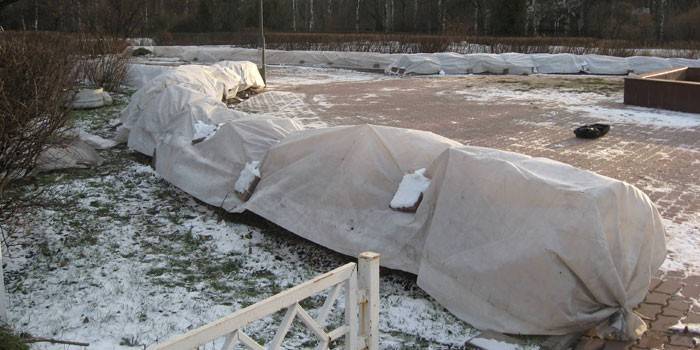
<box><xmin>127</xmin><ymin>64</ymin><xmax>174</xmax><ymax>90</ymax></box>
<box><xmin>139</xmin><ymin>46</ymin><xmax>700</xmax><ymax>76</ymax></box>
<box><xmin>149</xmin><ymin>46</ymin><xmax>400</xmax><ymax>71</ymax></box>
<box><xmin>626</xmin><ymin>56</ymin><xmax>674</xmax><ymax>74</ymax></box>
<box><xmin>530</xmin><ymin>53</ymin><xmax>585</xmax><ymax>74</ymax></box>
<box><xmin>119</xmin><ymin>59</ymin><xmax>667</xmax><ymax>340</ymax></box>
<box><xmin>581</xmin><ymin>55</ymin><xmax>632</xmax><ymax>75</ymax></box>
<box><xmin>390</xmin><ymin>52</ymin><xmax>697</xmax><ymax>75</ymax></box>
<box><xmin>388</xmin><ymin>55</ymin><xmax>442</xmax><ymax>75</ymax></box>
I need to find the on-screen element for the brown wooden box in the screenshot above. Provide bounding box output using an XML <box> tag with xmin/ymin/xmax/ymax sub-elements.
<box><xmin>624</xmin><ymin>67</ymin><xmax>700</xmax><ymax>114</ymax></box>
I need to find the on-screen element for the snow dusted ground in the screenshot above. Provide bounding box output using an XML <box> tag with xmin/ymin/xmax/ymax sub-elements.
<box><xmin>3</xmin><ymin>89</ymin><xmax>529</xmax><ymax>349</ymax></box>
<box><xmin>266</xmin><ymin>65</ymin><xmax>391</xmax><ymax>87</ymax></box>
<box><xmin>435</xmin><ymin>77</ymin><xmax>700</xmax><ymax>129</ymax></box>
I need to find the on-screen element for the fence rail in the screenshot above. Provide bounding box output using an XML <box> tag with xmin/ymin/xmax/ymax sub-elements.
<box><xmin>149</xmin><ymin>252</ymin><xmax>380</xmax><ymax>350</ymax></box>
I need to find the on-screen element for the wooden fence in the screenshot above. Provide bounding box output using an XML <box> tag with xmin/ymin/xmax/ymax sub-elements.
<box><xmin>148</xmin><ymin>252</ymin><xmax>380</xmax><ymax>350</ymax></box>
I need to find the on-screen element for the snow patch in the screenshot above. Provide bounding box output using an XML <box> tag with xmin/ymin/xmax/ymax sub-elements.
<box><xmin>79</xmin><ymin>130</ymin><xmax>118</xmax><ymax>150</ymax></box>
<box><xmin>445</xmin><ymin>86</ymin><xmax>700</xmax><ymax>129</ymax></box>
<box><xmin>468</xmin><ymin>338</ymin><xmax>522</xmax><ymax>350</ymax></box>
<box><xmin>660</xmin><ymin>218</ymin><xmax>700</xmax><ymax>275</ymax></box>
<box><xmin>192</xmin><ymin>120</ymin><xmax>220</xmax><ymax>142</ymax></box>
<box><xmin>234</xmin><ymin>161</ymin><xmax>261</xmax><ymax>194</ymax></box>
<box><xmin>671</xmin><ymin>320</ymin><xmax>700</xmax><ymax>335</ymax></box>
<box><xmin>390</xmin><ymin>169</ymin><xmax>431</xmax><ymax>210</ymax></box>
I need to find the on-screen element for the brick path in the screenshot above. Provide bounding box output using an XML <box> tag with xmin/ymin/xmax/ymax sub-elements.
<box><xmin>274</xmin><ymin>74</ymin><xmax>700</xmax><ymax>349</ymax></box>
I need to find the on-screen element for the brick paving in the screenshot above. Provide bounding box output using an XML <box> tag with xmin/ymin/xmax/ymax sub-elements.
<box><xmin>274</xmin><ymin>74</ymin><xmax>700</xmax><ymax>349</ymax></box>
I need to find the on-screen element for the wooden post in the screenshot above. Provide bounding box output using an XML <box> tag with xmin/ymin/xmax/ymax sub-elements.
<box><xmin>344</xmin><ymin>269</ymin><xmax>358</xmax><ymax>350</ymax></box>
<box><xmin>358</xmin><ymin>252</ymin><xmax>379</xmax><ymax>350</ymax></box>
<box><xmin>259</xmin><ymin>0</ymin><xmax>266</xmax><ymax>84</ymax></box>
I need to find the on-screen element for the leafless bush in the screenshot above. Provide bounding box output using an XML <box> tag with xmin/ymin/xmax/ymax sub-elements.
<box><xmin>77</xmin><ymin>35</ymin><xmax>131</xmax><ymax>92</ymax></box>
<box><xmin>0</xmin><ymin>32</ymin><xmax>78</xmax><ymax>242</ymax></box>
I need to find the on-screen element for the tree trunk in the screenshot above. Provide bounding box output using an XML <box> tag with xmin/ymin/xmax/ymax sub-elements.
<box><xmin>655</xmin><ymin>0</ymin><xmax>667</xmax><ymax>41</ymax></box>
<box><xmin>327</xmin><ymin>0</ymin><xmax>332</xmax><ymax>31</ymax></box>
<box><xmin>389</xmin><ymin>0</ymin><xmax>394</xmax><ymax>32</ymax></box>
<box><xmin>33</xmin><ymin>0</ymin><xmax>38</xmax><ymax>31</ymax></box>
<box><xmin>384</xmin><ymin>0</ymin><xmax>389</xmax><ymax>32</ymax></box>
<box><xmin>472</xmin><ymin>0</ymin><xmax>480</xmax><ymax>35</ymax></box>
<box><xmin>414</xmin><ymin>0</ymin><xmax>418</xmax><ymax>31</ymax></box>
<box><xmin>437</xmin><ymin>0</ymin><xmax>442</xmax><ymax>32</ymax></box>
<box><xmin>309</xmin><ymin>0</ymin><xmax>314</xmax><ymax>31</ymax></box>
<box><xmin>355</xmin><ymin>0</ymin><xmax>361</xmax><ymax>32</ymax></box>
<box><xmin>292</xmin><ymin>0</ymin><xmax>296</xmax><ymax>31</ymax></box>
<box><xmin>0</xmin><ymin>245</ymin><xmax>7</xmax><ymax>324</ymax></box>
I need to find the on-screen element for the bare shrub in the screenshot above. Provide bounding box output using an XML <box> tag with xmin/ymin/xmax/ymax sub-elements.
<box><xmin>0</xmin><ymin>32</ymin><xmax>78</xmax><ymax>242</ymax></box>
<box><xmin>77</xmin><ymin>35</ymin><xmax>131</xmax><ymax>92</ymax></box>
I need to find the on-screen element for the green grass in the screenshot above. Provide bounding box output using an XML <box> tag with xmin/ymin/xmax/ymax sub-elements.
<box><xmin>0</xmin><ymin>327</ymin><xmax>29</xmax><ymax>350</ymax></box>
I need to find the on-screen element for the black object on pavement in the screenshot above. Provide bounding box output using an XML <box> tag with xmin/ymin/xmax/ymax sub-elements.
<box><xmin>574</xmin><ymin>124</ymin><xmax>611</xmax><ymax>139</ymax></box>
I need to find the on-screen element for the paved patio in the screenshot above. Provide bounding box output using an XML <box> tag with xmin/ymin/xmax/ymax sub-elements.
<box><xmin>272</xmin><ymin>72</ymin><xmax>700</xmax><ymax>349</ymax></box>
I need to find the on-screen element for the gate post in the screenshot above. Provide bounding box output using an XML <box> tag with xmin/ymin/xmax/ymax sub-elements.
<box><xmin>358</xmin><ymin>252</ymin><xmax>379</xmax><ymax>350</ymax></box>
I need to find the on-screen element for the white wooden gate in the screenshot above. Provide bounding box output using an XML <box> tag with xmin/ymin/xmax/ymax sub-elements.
<box><xmin>149</xmin><ymin>252</ymin><xmax>380</xmax><ymax>350</ymax></box>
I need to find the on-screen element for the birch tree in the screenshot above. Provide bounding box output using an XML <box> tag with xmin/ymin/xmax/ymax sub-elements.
<box><xmin>0</xmin><ymin>245</ymin><xmax>7</xmax><ymax>324</ymax></box>
<box><xmin>308</xmin><ymin>0</ymin><xmax>314</xmax><ymax>31</ymax></box>
<box><xmin>355</xmin><ymin>0</ymin><xmax>361</xmax><ymax>32</ymax></box>
<box><xmin>292</xmin><ymin>0</ymin><xmax>296</xmax><ymax>31</ymax></box>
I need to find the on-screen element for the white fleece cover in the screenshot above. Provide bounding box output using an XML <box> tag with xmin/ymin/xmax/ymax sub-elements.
<box><xmin>121</xmin><ymin>61</ymin><xmax>263</xmax><ymax>128</ymax></box>
<box><xmin>237</xmin><ymin>125</ymin><xmax>665</xmax><ymax>340</ymax></box>
<box><xmin>242</xmin><ymin>125</ymin><xmax>462</xmax><ymax>273</ymax></box>
<box><xmin>141</xmin><ymin>46</ymin><xmax>700</xmax><ymax>76</ymax></box>
<box><xmin>416</xmin><ymin>146</ymin><xmax>666</xmax><ymax>338</ymax></box>
<box><xmin>121</xmin><ymin>60</ymin><xmax>667</xmax><ymax>340</ymax></box>
<box><xmin>124</xmin><ymin>84</ymin><xmax>250</xmax><ymax>156</ymax></box>
<box><xmin>155</xmin><ymin>116</ymin><xmax>302</xmax><ymax>210</ymax></box>
<box><xmin>386</xmin><ymin>52</ymin><xmax>700</xmax><ymax>75</ymax></box>
<box><xmin>120</xmin><ymin>61</ymin><xmax>265</xmax><ymax>156</ymax></box>
<box><xmin>151</xmin><ymin>46</ymin><xmax>399</xmax><ymax>71</ymax></box>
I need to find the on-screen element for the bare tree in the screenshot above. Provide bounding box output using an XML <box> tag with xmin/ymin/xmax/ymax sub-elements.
<box><xmin>652</xmin><ymin>0</ymin><xmax>668</xmax><ymax>41</ymax></box>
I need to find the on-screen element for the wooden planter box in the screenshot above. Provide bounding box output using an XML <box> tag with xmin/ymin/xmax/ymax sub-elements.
<box><xmin>624</xmin><ymin>67</ymin><xmax>700</xmax><ymax>114</ymax></box>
